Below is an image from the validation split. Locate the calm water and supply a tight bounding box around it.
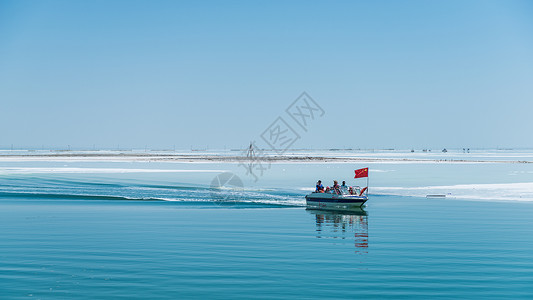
[1,155,533,299]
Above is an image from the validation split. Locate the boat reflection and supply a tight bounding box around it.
[307,207,369,253]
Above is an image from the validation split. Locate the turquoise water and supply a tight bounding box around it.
[1,156,533,298]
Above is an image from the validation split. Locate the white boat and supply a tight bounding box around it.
[306,187,368,210]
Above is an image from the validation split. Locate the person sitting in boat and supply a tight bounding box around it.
[325,186,331,193]
[332,180,341,194]
[340,181,348,194]
[348,186,354,195]
[315,180,324,193]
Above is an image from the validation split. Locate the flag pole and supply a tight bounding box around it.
[366,169,369,197]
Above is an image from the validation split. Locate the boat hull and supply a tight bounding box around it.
[305,193,367,210]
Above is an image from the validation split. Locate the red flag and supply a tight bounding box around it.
[354,168,369,178]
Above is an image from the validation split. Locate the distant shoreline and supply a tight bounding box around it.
[0,153,531,164]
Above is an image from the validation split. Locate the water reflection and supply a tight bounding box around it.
[307,208,369,253]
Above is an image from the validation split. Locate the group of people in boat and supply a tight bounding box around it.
[315,180,360,195]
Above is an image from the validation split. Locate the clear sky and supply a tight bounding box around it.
[1,0,532,150]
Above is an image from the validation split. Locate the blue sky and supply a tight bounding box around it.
[1,0,532,150]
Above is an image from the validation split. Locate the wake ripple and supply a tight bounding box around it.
[0,178,305,207]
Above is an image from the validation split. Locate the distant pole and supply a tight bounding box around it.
[246,142,255,159]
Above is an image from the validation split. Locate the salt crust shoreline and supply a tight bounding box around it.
[0,153,531,164]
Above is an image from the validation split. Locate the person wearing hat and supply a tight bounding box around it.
[332,180,341,194]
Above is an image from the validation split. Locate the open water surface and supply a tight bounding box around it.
[1,152,533,299]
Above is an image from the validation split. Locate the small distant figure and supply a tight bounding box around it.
[442,148,447,153]
[467,148,470,153]
[315,180,324,193]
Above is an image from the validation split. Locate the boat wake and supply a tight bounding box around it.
[0,177,305,207]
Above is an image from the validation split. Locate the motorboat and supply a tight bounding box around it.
[306,186,368,210]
